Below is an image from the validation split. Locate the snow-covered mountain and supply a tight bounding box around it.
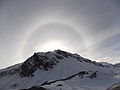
[0,50,120,90]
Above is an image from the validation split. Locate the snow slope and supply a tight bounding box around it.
[0,50,120,90]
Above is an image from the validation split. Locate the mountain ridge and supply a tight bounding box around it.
[0,50,120,90]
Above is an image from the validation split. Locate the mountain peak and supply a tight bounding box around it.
[20,50,81,77]
[0,50,110,90]
[19,50,104,77]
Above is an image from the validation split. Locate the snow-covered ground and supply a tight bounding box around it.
[0,50,120,90]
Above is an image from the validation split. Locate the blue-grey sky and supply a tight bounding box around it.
[0,0,120,68]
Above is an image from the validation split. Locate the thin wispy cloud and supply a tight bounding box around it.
[0,0,120,68]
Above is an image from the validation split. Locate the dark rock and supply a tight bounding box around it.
[106,84,120,90]
[20,86,49,90]
[19,52,60,77]
[55,49,72,58]
[90,72,97,79]
[56,84,63,87]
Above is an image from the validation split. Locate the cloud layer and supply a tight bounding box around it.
[0,0,120,68]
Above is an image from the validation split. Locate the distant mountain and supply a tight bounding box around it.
[114,63,120,67]
[0,50,120,90]
[100,62,114,68]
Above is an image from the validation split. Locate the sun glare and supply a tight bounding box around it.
[34,41,68,52]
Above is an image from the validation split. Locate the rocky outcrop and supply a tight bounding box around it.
[106,84,120,90]
[20,86,49,90]
[90,72,97,79]
[0,49,104,78]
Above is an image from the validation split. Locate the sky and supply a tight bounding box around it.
[0,0,120,69]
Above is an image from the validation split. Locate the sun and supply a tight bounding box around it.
[34,41,68,52]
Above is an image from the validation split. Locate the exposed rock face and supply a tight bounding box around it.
[19,70,99,90]
[0,49,109,90]
[20,86,49,90]
[0,64,21,77]
[20,52,61,77]
[19,50,73,77]
[0,49,103,78]
[114,63,120,67]
[40,71,88,86]
[19,49,103,77]
[90,72,97,79]
[106,84,120,90]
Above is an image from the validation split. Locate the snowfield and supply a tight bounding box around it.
[0,50,120,90]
